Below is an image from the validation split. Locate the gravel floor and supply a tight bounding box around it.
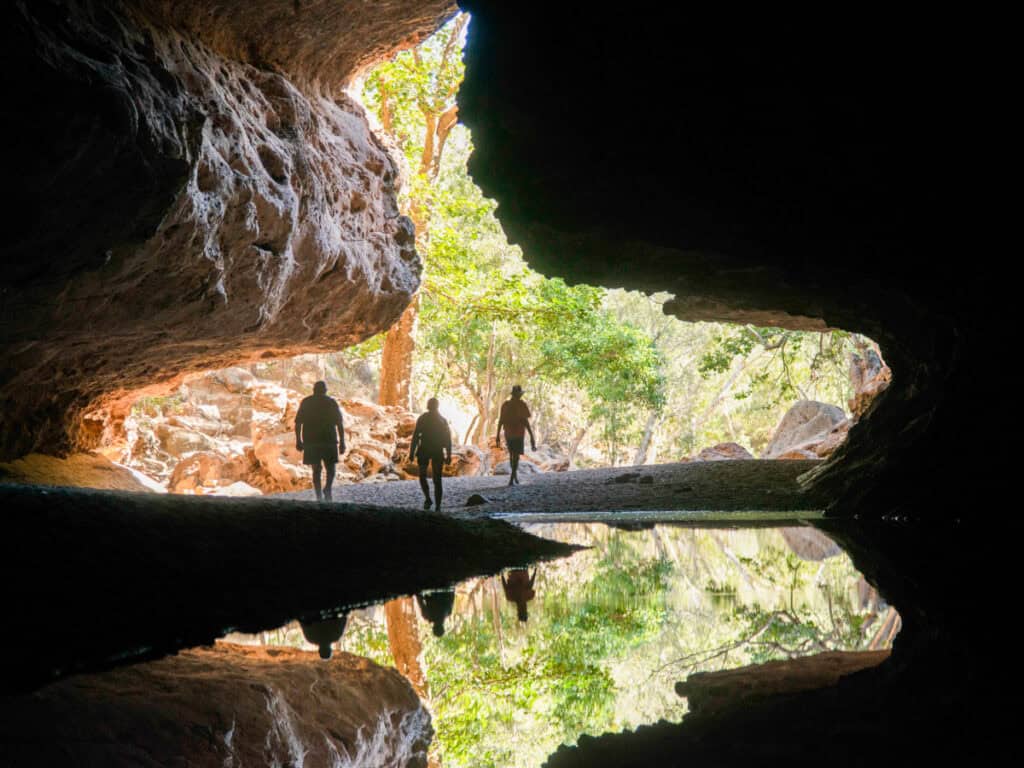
[279,459,826,515]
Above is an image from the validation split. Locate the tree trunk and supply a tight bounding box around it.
[471,324,497,445]
[384,597,430,700]
[378,293,419,408]
[567,423,590,468]
[632,411,661,465]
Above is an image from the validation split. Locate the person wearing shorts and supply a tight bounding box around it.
[408,397,452,510]
[496,384,536,486]
[294,380,346,501]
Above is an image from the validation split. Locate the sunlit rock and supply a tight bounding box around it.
[683,443,755,462]
[762,400,847,459]
[0,452,164,493]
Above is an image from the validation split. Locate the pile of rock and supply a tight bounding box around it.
[124,368,572,494]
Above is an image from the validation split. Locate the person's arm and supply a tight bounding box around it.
[336,404,346,454]
[294,403,304,450]
[444,420,452,463]
[408,418,421,461]
[495,404,504,448]
[525,420,536,452]
[529,568,537,588]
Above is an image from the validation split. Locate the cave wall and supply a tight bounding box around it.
[457,4,980,518]
[0,0,456,459]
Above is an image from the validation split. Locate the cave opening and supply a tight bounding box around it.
[49,14,889,506]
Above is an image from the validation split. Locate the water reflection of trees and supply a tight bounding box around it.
[267,525,893,768]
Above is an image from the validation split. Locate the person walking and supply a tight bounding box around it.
[409,397,452,510]
[496,384,536,486]
[295,381,346,501]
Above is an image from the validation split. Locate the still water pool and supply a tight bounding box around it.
[224,522,896,768]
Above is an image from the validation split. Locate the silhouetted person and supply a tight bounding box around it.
[501,567,537,622]
[416,588,456,637]
[295,380,345,501]
[300,614,348,660]
[409,397,452,510]
[496,384,536,486]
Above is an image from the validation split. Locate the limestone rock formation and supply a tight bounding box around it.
[762,400,848,459]
[2,0,458,460]
[0,643,432,767]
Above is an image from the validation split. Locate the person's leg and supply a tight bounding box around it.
[418,455,432,508]
[323,461,336,501]
[432,455,444,510]
[312,459,323,500]
[509,450,519,485]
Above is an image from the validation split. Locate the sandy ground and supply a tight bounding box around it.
[280,459,826,515]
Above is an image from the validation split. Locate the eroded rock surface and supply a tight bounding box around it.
[1,0,456,459]
[0,643,432,768]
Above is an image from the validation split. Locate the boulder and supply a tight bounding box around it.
[250,433,310,492]
[814,419,853,458]
[780,528,842,560]
[212,481,264,497]
[167,452,224,492]
[0,643,432,767]
[346,444,393,476]
[211,367,257,394]
[776,448,820,460]
[156,425,217,457]
[849,351,893,420]
[525,445,571,472]
[685,442,755,462]
[494,459,542,475]
[449,445,486,477]
[762,401,847,459]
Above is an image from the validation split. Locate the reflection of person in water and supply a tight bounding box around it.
[300,614,348,660]
[501,567,538,622]
[416,588,456,637]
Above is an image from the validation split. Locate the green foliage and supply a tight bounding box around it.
[425,550,672,767]
[363,20,665,452]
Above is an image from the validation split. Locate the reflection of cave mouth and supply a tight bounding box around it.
[1,522,898,764]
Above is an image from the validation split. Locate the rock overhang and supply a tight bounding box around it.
[1,0,457,458]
